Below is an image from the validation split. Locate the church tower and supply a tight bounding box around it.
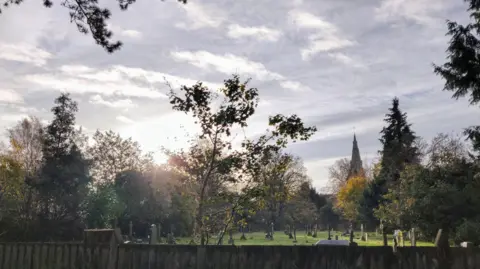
[348,133,363,179]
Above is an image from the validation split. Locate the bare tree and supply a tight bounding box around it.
[6,116,44,176]
[425,133,469,167]
[326,158,350,194]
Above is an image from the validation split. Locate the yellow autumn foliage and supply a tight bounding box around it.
[335,175,367,222]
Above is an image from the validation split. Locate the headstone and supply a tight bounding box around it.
[149,224,158,244]
[157,224,162,243]
[335,235,339,240]
[460,241,473,248]
[360,224,364,240]
[411,228,416,247]
[365,233,368,242]
[129,221,133,240]
[349,230,354,244]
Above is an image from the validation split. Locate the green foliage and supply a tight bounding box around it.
[32,93,92,240]
[88,130,154,184]
[378,97,419,185]
[434,0,480,156]
[167,75,316,244]
[84,183,123,229]
[454,218,480,246]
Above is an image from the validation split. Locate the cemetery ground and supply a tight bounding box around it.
[174,231,435,247]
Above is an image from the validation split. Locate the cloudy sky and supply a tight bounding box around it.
[0,0,478,190]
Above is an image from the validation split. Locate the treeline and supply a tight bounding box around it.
[328,97,480,245]
[0,76,342,243]
[328,0,480,245]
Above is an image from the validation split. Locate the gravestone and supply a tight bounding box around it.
[460,241,473,248]
[411,228,416,246]
[156,224,162,243]
[129,221,133,240]
[149,224,158,244]
[360,224,365,241]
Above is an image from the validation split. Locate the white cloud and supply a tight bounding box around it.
[279,80,310,92]
[175,2,224,30]
[0,89,23,103]
[375,0,446,26]
[171,50,282,80]
[288,10,355,60]
[171,50,310,91]
[108,24,142,39]
[116,115,135,124]
[121,30,142,39]
[89,95,137,109]
[0,43,52,66]
[328,52,366,68]
[227,24,282,42]
[0,113,27,122]
[25,65,222,99]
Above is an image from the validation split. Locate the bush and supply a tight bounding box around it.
[454,219,480,246]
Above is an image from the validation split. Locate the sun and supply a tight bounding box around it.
[154,151,169,165]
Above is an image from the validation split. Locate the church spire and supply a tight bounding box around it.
[348,133,363,179]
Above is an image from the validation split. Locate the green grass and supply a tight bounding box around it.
[175,231,435,247]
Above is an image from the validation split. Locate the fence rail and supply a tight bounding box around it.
[1,243,479,269]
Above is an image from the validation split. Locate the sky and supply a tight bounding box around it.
[0,0,478,191]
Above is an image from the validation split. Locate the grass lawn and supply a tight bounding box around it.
[175,231,435,247]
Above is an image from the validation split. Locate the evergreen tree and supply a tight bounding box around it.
[378,97,418,185]
[433,0,480,155]
[360,98,418,227]
[34,93,91,240]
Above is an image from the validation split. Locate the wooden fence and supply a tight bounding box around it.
[1,243,480,269]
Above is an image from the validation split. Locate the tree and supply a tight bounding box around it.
[335,175,367,223]
[114,170,163,237]
[284,181,318,239]
[0,0,187,53]
[6,116,44,176]
[433,0,480,155]
[33,93,92,240]
[88,130,153,184]
[378,97,419,186]
[166,75,316,244]
[256,151,309,235]
[326,158,350,193]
